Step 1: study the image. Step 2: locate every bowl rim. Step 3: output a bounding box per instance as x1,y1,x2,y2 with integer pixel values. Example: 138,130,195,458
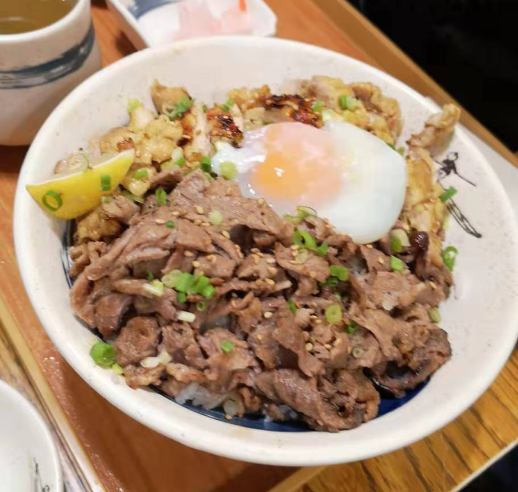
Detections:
13,36,518,466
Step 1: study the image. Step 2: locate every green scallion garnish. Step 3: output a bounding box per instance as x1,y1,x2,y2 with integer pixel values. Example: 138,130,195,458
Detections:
90,342,115,368
176,157,185,167
221,99,234,112
177,292,187,303
345,320,357,334
442,246,458,271
167,98,193,120
201,284,215,300
162,270,182,288
293,229,317,250
111,363,124,375
134,168,148,180
287,300,297,314
339,95,358,110
196,301,207,312
391,236,403,253
146,270,154,281
166,220,175,229
41,190,63,212
127,98,142,113
440,186,457,203
100,174,111,192
220,161,237,180
175,272,194,293
311,100,324,113
428,307,441,323
143,280,164,297
209,210,223,226
122,190,144,204
325,304,342,324
221,339,234,353
202,104,208,112
201,156,212,173
192,275,210,294
315,241,328,257
390,255,404,273
329,265,349,281
155,187,167,206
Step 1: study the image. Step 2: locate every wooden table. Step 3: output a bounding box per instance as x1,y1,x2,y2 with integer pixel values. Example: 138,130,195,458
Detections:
1,1,518,491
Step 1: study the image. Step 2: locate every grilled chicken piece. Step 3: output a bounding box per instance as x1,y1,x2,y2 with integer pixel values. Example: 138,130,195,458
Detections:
264,94,322,128
206,106,244,147
151,80,191,114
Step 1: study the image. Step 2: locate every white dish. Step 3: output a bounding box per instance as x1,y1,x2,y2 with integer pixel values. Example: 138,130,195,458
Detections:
14,37,518,466
0,380,63,491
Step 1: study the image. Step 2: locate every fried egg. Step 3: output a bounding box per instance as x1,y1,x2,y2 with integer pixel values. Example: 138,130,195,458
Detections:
211,122,407,243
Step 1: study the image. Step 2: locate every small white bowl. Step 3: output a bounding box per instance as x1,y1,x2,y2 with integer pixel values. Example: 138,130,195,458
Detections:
0,0,102,146
13,37,518,466
0,380,63,491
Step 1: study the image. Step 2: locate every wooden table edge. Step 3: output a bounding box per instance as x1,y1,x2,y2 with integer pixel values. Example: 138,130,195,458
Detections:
0,291,103,491
309,0,518,169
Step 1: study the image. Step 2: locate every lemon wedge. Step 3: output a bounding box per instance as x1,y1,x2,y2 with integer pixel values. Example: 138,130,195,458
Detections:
26,149,135,220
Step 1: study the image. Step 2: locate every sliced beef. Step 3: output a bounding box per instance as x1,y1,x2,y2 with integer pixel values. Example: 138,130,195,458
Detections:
161,323,206,370
236,253,277,279
94,293,133,337
275,243,329,282
114,316,160,367
175,218,214,252
195,254,236,278
102,195,139,224
124,364,165,389
69,241,107,278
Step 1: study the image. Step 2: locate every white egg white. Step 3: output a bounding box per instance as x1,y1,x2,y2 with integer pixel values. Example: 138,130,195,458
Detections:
211,122,407,244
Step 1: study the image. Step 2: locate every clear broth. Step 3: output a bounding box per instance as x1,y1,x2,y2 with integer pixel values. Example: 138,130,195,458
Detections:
0,0,75,35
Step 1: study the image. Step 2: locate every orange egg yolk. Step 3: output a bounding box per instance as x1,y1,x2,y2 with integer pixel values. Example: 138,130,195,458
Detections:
249,123,342,204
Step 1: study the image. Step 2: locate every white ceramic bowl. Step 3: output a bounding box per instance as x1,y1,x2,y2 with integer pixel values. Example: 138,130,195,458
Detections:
0,380,63,491
14,37,518,466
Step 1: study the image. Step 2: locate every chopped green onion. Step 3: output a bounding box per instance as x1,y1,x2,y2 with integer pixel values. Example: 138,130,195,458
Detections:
90,342,115,368
175,272,194,293
100,174,111,192
440,186,457,202
208,210,223,226
390,255,404,273
111,363,124,375
155,187,167,206
166,220,175,229
321,277,339,287
339,95,358,110
201,156,212,173
196,301,207,312
315,241,328,257
127,98,142,113
191,275,210,294
428,307,441,323
352,347,364,358
146,270,154,281
143,280,164,297
311,100,324,113
161,160,174,170
122,190,144,204
391,229,410,250
391,236,403,253
162,270,182,288
345,320,358,334
221,99,234,112
202,104,208,112
263,121,272,125
41,190,63,212
296,205,317,219
201,284,215,300
329,265,349,281
167,98,193,120
293,230,317,250
221,340,234,353
134,168,148,180
220,161,237,180
177,292,187,303
177,310,195,323
442,246,458,271
325,304,342,324
287,300,297,314
176,157,185,167
397,146,405,156
102,196,110,204
388,143,396,150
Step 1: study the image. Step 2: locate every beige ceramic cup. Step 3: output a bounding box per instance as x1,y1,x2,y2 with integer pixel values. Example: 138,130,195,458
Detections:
0,0,102,145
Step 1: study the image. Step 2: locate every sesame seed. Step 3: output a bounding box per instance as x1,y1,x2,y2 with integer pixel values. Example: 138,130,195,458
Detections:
302,332,310,341
238,252,244,259
267,267,277,275
194,219,202,226
195,206,204,214
266,258,276,264
258,198,265,206
201,222,210,227
366,244,373,249
378,257,384,265
263,312,273,319
252,254,260,265
291,244,300,250
324,343,332,349
222,231,230,239
429,281,437,290
257,251,264,258
309,271,317,279
264,278,275,286
251,248,260,254
257,334,263,341
314,319,322,325
192,261,200,268
225,414,232,420
347,346,352,354
231,301,237,308
184,251,194,257
155,219,165,224
309,315,318,320
333,338,342,346
305,343,313,351
197,270,204,276
172,211,180,217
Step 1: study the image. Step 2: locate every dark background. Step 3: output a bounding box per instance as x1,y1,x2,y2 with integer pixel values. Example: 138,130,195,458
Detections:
347,0,518,151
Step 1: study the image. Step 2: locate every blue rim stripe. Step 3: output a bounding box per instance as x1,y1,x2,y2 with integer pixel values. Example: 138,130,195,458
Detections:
0,23,95,90
128,0,183,19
